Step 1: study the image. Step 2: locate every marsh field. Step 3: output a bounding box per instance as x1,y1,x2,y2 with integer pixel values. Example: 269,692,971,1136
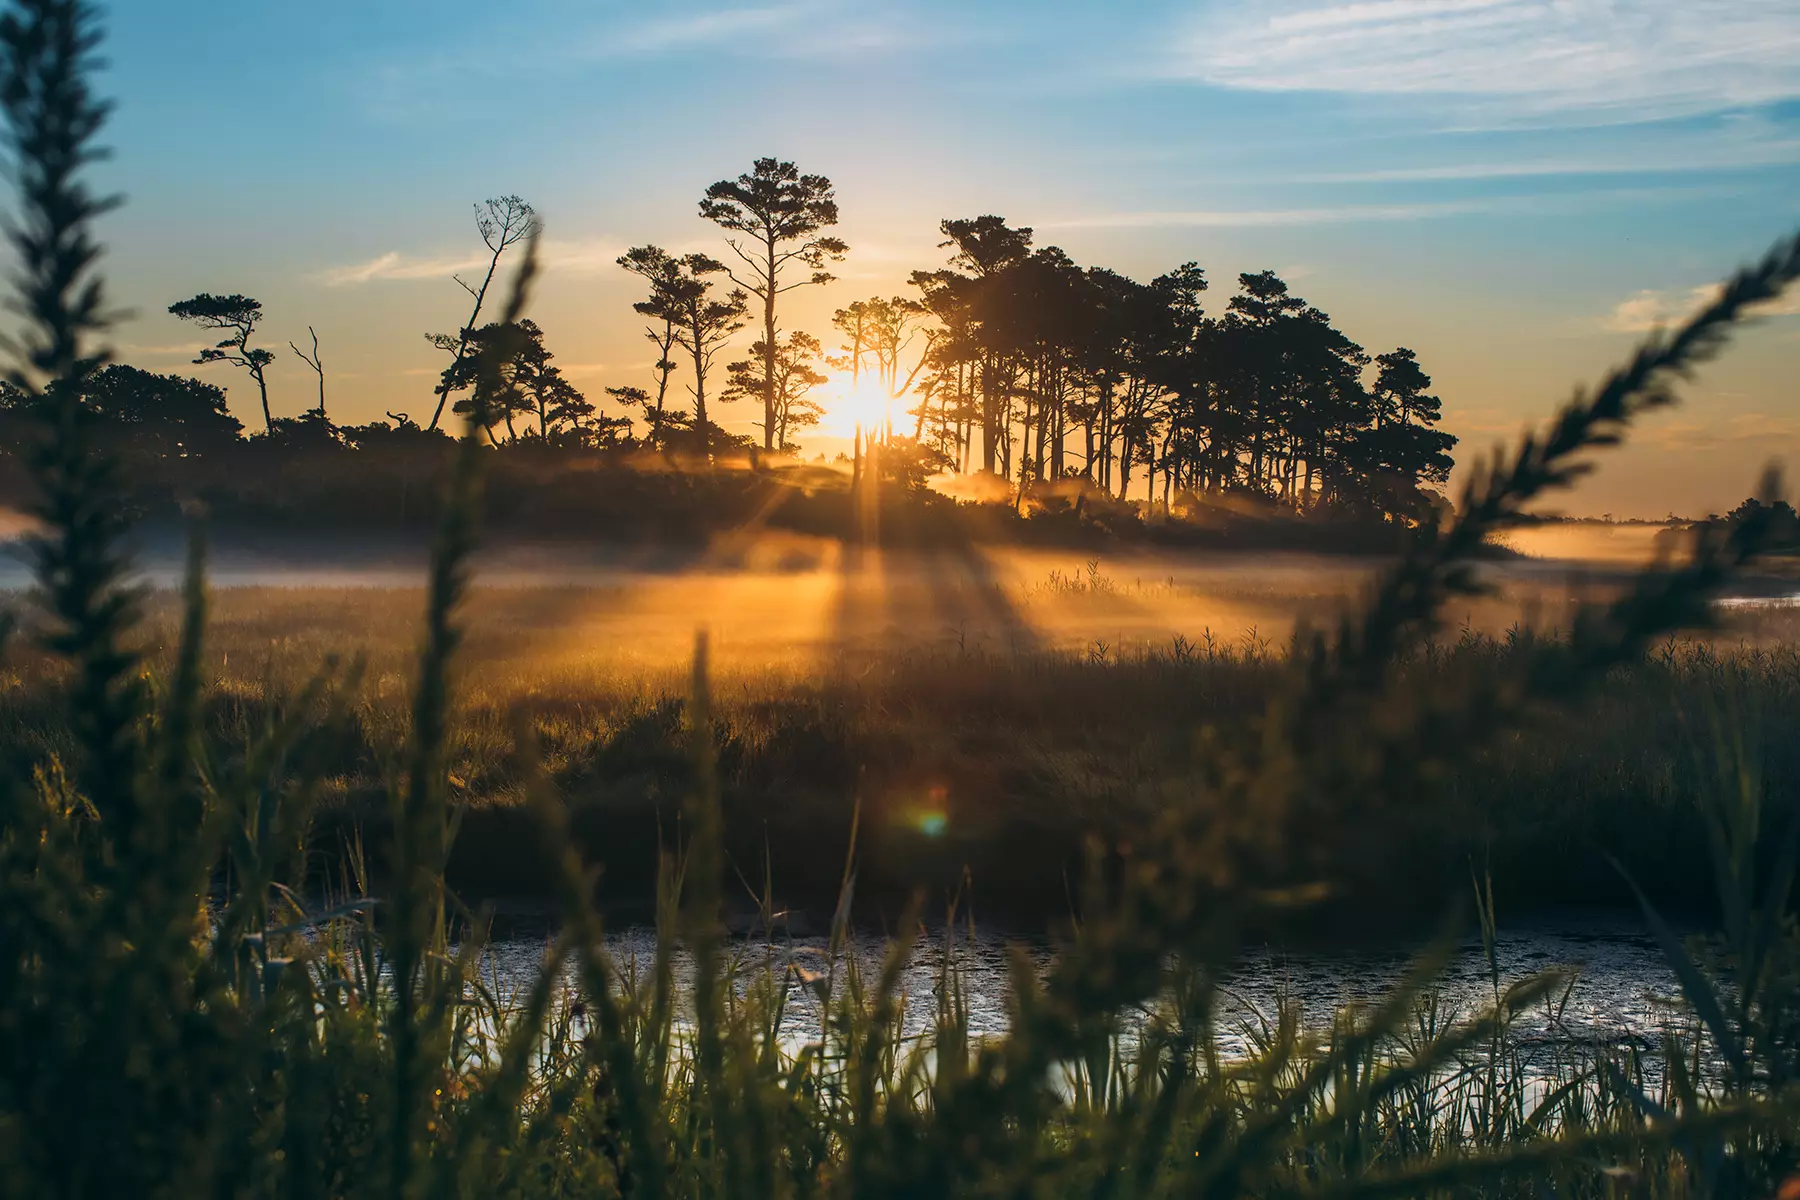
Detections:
9,531,1796,931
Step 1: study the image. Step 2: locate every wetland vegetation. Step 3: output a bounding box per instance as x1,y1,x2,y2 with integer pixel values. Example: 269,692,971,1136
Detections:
7,1,1800,1195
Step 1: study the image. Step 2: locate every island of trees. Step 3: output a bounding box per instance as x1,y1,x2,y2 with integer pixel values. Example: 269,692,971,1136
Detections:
0,161,1458,547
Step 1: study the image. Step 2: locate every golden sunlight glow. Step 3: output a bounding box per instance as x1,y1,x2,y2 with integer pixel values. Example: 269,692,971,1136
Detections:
818,372,894,438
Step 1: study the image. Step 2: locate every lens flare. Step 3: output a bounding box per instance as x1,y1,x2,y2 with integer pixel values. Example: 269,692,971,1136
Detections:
901,784,950,838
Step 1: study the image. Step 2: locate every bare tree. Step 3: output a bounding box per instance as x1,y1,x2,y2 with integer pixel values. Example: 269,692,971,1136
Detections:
425,195,537,430
289,325,324,419
169,293,275,429
699,158,848,453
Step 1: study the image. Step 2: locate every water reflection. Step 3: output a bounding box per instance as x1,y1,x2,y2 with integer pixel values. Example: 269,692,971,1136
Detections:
475,918,1684,1058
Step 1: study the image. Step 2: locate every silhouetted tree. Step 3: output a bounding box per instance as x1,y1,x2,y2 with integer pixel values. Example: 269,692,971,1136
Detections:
832,296,932,493
553,400,632,449
1370,347,1436,429
604,384,654,440
426,195,536,430
892,232,1454,522
1347,347,1456,518
445,318,589,444
262,410,342,451
726,331,827,450
913,216,1035,474
168,293,274,429
666,256,748,462
833,296,928,410
81,364,242,456
523,343,591,441
938,215,1034,277
617,245,685,449
289,325,324,419
700,158,848,453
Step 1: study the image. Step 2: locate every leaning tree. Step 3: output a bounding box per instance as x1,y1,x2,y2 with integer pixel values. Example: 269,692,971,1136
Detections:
425,195,536,430
168,293,275,429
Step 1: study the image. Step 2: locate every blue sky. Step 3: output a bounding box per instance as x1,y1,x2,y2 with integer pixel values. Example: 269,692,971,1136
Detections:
93,0,1800,515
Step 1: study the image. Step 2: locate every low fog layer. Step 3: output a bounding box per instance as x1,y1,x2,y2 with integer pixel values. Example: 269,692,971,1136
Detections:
2,527,1770,676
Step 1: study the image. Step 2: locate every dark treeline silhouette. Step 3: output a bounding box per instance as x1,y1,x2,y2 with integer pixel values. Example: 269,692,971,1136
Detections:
0,164,1459,543
906,217,1455,521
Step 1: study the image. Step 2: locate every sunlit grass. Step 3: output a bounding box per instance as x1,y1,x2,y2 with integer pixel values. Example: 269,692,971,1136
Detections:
7,578,1800,925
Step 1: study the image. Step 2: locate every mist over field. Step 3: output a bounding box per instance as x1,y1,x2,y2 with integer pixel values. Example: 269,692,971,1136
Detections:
7,524,1791,731
4,529,1756,671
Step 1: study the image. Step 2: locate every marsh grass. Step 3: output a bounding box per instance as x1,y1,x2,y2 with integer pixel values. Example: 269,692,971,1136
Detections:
8,1,1800,1195
7,591,1800,924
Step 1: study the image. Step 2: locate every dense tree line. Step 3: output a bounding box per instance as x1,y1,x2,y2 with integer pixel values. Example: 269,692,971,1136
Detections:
900,216,1454,520
0,163,1457,526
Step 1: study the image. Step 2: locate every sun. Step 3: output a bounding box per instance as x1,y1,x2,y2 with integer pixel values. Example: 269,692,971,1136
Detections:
817,372,893,438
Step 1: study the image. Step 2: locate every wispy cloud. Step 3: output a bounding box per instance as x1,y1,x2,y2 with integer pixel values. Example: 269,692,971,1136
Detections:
616,4,815,53
1604,282,1800,333
117,341,207,359
1048,183,1730,231
1177,1,1800,121
1640,411,1800,451
602,1,926,58
1293,140,1800,183
316,251,488,288
358,1,921,114
1042,198,1517,230
317,237,627,288
538,236,632,274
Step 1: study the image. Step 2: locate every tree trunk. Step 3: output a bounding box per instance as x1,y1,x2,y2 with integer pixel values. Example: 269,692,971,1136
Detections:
762,233,777,452
650,320,676,449
980,353,999,475
429,246,503,431
690,315,710,463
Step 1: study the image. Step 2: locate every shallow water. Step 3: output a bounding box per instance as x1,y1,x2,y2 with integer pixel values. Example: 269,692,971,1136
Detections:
477,916,1688,1055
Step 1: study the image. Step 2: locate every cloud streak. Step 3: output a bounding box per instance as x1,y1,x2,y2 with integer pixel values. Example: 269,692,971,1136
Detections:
1038,186,1705,229
317,237,628,288
615,4,816,53
317,251,488,288
1639,411,1800,452
1177,1,1800,120
1603,283,1800,333
1292,140,1800,183
117,341,208,360
602,1,929,59
1041,200,1492,230
358,0,923,113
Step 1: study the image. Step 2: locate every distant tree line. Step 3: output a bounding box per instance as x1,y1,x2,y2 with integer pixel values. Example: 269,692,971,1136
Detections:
0,162,1458,526
897,216,1455,520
